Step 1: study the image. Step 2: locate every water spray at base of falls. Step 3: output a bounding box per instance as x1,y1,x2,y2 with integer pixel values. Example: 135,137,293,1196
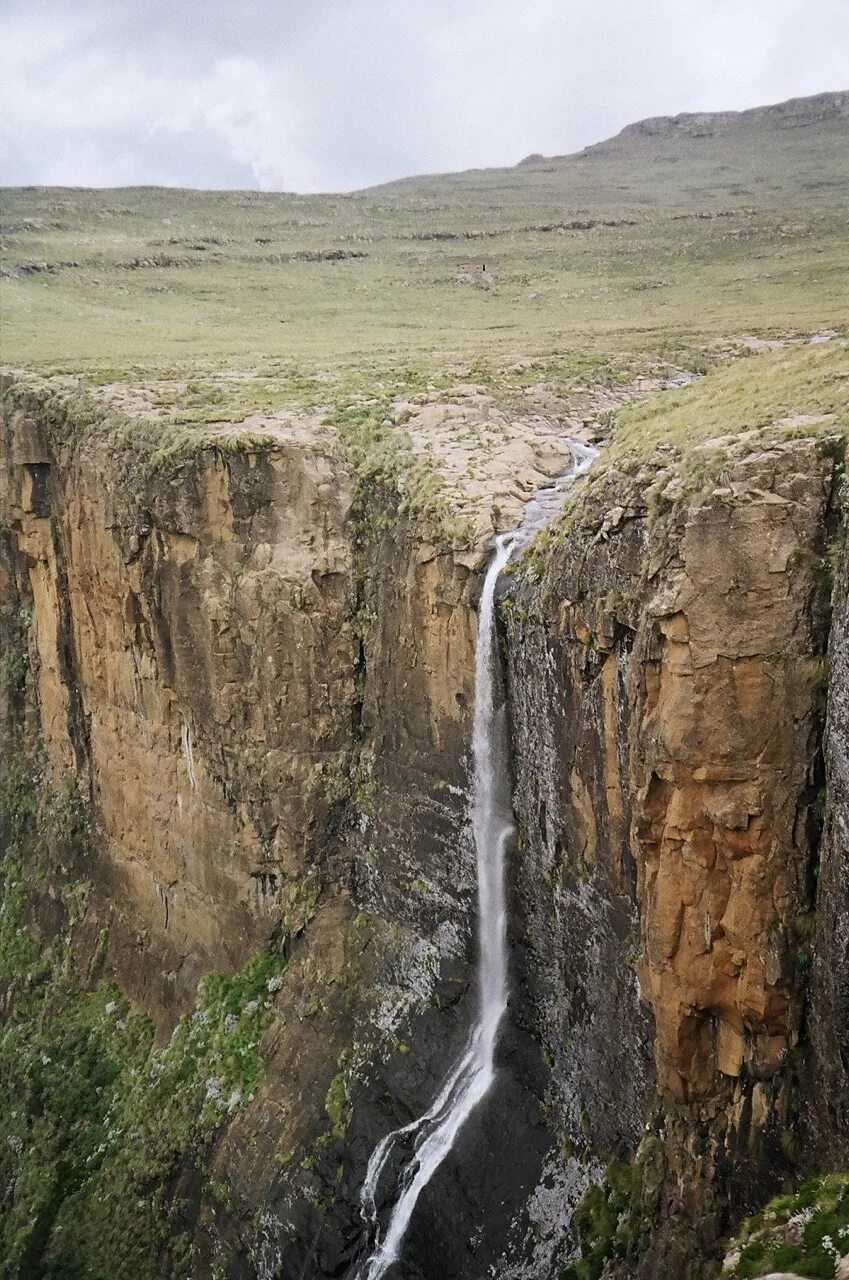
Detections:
354,440,597,1280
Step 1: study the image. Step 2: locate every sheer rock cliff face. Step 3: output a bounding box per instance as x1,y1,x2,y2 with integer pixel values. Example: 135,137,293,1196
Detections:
503,437,843,1276
1,406,359,1021
0,397,520,1277
811,516,849,1165
1,392,847,1280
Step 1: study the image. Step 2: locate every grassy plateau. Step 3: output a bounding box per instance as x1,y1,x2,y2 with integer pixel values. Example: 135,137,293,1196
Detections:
1,91,847,449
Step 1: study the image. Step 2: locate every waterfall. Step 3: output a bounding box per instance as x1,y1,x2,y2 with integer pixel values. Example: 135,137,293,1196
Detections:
354,440,598,1280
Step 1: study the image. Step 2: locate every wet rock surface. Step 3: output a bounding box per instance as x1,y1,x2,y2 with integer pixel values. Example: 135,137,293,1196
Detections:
811,520,849,1165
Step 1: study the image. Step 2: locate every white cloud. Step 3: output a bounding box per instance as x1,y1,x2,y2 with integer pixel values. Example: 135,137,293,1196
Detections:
1,0,847,191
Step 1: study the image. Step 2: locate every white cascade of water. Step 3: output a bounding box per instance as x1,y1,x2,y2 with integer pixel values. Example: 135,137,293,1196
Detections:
354,440,597,1280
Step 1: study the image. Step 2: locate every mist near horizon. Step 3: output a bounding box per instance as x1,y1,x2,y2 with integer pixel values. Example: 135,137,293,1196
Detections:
2,0,849,193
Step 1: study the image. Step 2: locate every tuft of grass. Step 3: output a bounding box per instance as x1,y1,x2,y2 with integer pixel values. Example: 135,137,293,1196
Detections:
724,1173,849,1278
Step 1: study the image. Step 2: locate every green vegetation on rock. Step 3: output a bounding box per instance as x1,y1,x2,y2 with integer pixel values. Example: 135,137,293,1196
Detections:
722,1174,849,1278
0,605,30,704
328,398,471,548
2,378,280,484
560,1136,666,1280
0,743,287,1279
560,1167,638,1280
324,1072,351,1142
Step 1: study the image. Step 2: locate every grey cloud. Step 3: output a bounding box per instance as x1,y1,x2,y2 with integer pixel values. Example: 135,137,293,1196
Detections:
2,0,848,191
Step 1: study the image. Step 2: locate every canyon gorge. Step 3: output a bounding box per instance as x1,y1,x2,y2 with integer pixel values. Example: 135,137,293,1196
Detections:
1,91,848,1279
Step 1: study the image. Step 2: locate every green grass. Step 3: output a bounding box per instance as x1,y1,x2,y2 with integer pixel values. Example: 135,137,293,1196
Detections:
516,337,847,584
2,92,847,424
607,340,849,463
725,1174,849,1278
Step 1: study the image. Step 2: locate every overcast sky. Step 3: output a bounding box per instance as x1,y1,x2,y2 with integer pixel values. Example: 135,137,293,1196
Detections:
2,0,848,192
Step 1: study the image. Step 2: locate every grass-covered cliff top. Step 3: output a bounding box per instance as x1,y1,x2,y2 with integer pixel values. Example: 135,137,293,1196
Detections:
608,338,849,463
514,335,848,580
2,92,847,405
2,92,848,537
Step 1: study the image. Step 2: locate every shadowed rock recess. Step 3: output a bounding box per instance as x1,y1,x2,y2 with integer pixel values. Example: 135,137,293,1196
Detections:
1,97,849,1280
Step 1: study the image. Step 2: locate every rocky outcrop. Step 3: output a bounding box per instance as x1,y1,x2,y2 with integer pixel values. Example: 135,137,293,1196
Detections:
589,91,849,150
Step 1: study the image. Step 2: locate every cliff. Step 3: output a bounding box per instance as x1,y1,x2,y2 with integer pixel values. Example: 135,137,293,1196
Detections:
504,431,845,1277
0,378,596,1277
811,488,849,1160
0,350,847,1279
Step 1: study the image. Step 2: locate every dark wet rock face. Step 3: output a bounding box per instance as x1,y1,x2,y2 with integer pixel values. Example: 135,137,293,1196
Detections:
383,1050,556,1279
811,527,849,1164
503,521,656,1166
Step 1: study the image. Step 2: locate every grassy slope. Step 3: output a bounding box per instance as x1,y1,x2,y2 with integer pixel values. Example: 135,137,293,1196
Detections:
1,92,847,429
607,339,849,463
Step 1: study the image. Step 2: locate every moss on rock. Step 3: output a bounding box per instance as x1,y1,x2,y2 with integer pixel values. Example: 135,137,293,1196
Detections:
721,1174,849,1279
0,743,287,1279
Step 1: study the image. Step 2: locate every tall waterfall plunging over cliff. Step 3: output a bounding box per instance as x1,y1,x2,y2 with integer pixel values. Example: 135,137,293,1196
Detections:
355,441,597,1280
